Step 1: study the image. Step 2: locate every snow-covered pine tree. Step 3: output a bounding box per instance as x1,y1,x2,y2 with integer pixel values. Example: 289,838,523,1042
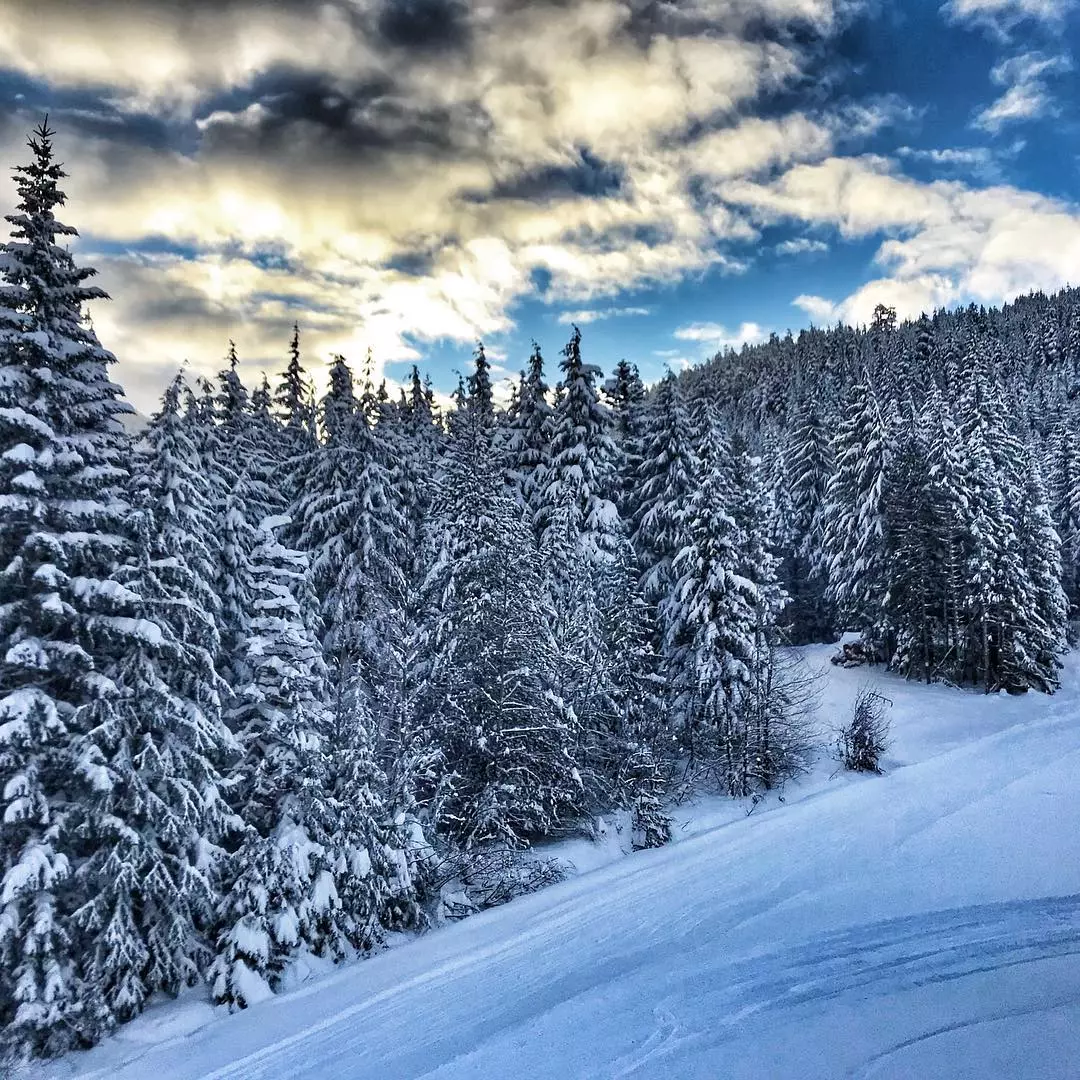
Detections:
781,396,835,643
538,326,622,580
213,515,400,1006
883,401,941,680
920,385,975,683
75,508,235,1027
820,374,896,659
0,120,138,1057
503,342,552,536
293,354,404,717
274,323,315,451
369,372,441,917
955,350,1040,692
1011,444,1068,690
726,428,792,791
555,537,670,847
70,372,238,1028
660,410,762,795
216,347,284,525
466,340,495,427
292,354,359,631
603,359,647,522
631,372,697,626
1046,397,1080,625
417,407,581,850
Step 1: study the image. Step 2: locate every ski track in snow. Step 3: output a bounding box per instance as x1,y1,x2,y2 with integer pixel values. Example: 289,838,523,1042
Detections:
33,647,1080,1080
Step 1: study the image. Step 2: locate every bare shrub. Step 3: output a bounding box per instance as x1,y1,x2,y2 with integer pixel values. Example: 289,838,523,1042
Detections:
838,686,891,773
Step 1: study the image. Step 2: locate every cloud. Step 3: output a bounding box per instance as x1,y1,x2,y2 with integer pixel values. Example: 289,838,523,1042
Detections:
674,320,770,350
898,145,996,168
944,0,1073,31
776,237,829,256
973,51,1071,132
726,154,1080,325
792,294,840,322
556,306,652,325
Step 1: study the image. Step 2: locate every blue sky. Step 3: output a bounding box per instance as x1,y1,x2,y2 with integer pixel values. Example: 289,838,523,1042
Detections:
0,0,1078,410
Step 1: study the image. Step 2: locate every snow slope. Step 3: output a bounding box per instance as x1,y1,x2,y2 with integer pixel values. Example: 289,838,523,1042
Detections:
33,646,1080,1080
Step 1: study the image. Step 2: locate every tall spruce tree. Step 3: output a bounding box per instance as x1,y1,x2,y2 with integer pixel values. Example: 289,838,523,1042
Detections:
417,408,581,849
538,327,622,578
820,375,896,658
503,342,552,535
781,396,834,643
604,359,647,522
212,516,399,1007
631,372,697,618
72,374,238,1028
0,120,142,1056
660,412,763,795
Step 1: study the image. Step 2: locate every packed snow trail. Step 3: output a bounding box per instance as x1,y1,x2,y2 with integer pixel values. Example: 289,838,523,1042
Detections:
37,648,1080,1079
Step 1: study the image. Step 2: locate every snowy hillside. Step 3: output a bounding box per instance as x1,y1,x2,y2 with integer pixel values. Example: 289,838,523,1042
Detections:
34,647,1080,1080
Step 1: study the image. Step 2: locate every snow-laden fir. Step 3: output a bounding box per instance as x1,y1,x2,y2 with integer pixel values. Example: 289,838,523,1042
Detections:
1,121,1078,1070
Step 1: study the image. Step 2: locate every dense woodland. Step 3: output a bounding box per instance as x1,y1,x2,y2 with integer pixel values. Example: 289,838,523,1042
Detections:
1,123,1076,1061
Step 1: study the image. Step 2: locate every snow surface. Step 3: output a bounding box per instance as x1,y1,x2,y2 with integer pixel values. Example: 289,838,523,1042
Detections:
31,645,1080,1079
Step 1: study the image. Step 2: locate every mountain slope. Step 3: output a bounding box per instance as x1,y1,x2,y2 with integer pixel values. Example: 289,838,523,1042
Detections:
38,647,1080,1080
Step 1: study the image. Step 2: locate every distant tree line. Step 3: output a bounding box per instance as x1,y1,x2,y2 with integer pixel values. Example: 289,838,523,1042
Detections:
686,296,1075,693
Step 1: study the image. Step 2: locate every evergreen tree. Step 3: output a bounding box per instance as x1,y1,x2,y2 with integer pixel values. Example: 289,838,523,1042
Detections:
631,372,697,617
660,414,762,795
417,409,582,849
604,359,647,521
274,323,315,446
503,342,552,534
212,516,387,1007
71,374,238,1027
1046,398,1080,622
0,120,135,1056
538,327,622,577
293,355,403,715
820,376,895,658
781,396,834,642
466,340,495,426
554,540,670,847
1013,446,1068,689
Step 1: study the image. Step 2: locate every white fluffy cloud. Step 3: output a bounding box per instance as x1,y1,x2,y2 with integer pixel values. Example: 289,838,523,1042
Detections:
556,307,652,326
674,320,770,349
739,155,1080,325
973,51,1071,131
944,0,1074,29
792,294,840,323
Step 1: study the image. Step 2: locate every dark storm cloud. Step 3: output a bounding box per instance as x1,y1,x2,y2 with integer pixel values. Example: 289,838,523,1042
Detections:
479,149,626,203
0,70,173,150
384,250,439,276
377,0,473,52
196,67,494,162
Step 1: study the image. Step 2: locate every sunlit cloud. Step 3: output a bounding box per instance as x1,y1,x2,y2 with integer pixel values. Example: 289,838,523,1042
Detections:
737,155,1080,323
